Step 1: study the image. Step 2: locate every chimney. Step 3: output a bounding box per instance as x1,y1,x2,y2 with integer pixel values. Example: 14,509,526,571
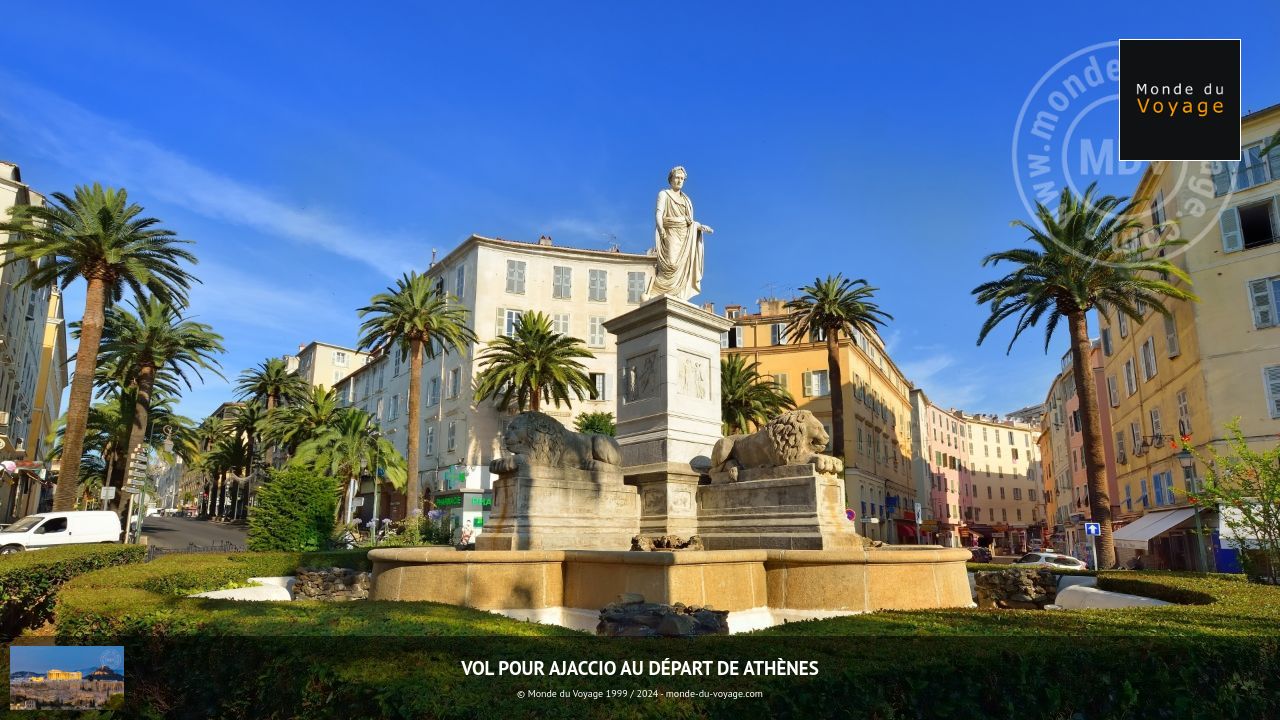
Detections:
701,302,715,314
538,235,553,246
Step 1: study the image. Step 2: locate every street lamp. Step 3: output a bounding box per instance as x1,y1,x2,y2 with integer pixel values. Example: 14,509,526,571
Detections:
1178,447,1208,573
369,429,382,546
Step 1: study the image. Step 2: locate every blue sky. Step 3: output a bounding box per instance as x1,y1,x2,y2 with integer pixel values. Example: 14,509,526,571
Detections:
9,645,123,674
2,2,1278,421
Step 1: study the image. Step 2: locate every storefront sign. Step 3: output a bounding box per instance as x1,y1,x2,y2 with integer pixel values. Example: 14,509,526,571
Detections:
435,496,463,507
471,496,492,506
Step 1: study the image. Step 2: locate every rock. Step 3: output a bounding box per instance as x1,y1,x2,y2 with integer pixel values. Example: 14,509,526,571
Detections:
630,534,704,551
293,567,371,602
596,599,729,637
618,593,645,605
657,613,699,637
974,569,1058,610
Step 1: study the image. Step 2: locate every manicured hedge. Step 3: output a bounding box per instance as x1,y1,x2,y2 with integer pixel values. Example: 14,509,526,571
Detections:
966,561,1096,576
0,543,145,640
52,557,1280,719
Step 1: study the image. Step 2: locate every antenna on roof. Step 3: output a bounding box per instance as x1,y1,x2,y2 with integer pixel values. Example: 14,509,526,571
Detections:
429,248,438,267
604,233,620,252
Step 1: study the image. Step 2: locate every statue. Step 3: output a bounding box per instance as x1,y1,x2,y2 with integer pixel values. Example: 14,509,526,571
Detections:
489,411,623,474
709,410,844,481
646,166,714,302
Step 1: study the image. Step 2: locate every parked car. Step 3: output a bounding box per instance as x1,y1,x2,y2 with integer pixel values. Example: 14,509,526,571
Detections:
0,511,123,553
969,546,993,563
1012,552,1088,570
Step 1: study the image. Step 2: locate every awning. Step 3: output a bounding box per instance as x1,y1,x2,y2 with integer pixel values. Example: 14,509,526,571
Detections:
1112,508,1197,549
897,522,917,539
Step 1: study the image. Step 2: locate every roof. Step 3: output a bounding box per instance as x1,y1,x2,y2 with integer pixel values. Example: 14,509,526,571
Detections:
429,234,654,274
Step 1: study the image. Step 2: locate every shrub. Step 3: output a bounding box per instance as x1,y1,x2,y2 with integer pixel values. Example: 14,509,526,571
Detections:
0,543,145,640
248,467,339,551
573,411,616,436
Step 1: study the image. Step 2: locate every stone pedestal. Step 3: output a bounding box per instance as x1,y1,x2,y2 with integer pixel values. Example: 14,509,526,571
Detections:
696,464,863,550
604,298,733,535
475,465,639,551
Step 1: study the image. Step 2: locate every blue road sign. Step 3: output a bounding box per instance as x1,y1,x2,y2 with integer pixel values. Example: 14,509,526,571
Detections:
1085,522,1101,536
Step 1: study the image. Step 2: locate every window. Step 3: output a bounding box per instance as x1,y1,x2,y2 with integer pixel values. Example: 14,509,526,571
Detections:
1150,189,1166,227
1013,488,1022,501
1163,314,1180,357
773,373,788,392
627,272,646,303
588,269,607,301
455,265,466,298
1140,337,1158,381
428,377,440,406
1106,375,1119,407
987,486,992,499
1008,431,1014,444
389,394,399,420
448,367,461,399
1220,196,1280,253
425,426,436,456
333,351,348,366
1154,473,1165,506
1002,508,1008,522
1266,365,1280,419
1029,489,1036,501
496,308,523,337
1149,407,1163,439
721,327,743,348
589,316,606,347
1000,487,1005,500
1248,276,1280,329
1100,327,1113,356
1117,313,1129,338
770,323,787,345
1140,478,1149,508
447,421,457,452
1123,358,1137,396
505,260,526,294
1130,422,1142,453
553,313,570,336
1116,431,1127,462
589,372,608,401
1176,390,1192,435
809,327,826,343
989,508,994,521
553,266,572,298
802,370,830,397
1213,143,1280,196
1124,484,1132,511
1016,508,1023,521
1012,448,1019,461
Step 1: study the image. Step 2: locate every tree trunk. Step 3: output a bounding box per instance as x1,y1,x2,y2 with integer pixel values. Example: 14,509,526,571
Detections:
54,277,108,511
825,331,845,459
1069,309,1115,568
115,364,157,511
406,339,423,518
529,382,541,413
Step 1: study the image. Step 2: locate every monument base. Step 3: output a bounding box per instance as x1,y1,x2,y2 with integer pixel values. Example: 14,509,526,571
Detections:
696,465,863,550
624,462,702,537
476,466,639,551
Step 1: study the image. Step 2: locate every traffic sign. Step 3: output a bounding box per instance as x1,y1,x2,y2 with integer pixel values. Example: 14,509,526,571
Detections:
1085,522,1101,536
123,486,142,495
100,486,117,501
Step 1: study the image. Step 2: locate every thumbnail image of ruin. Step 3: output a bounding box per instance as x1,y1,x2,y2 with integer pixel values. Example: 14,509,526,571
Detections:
9,664,124,710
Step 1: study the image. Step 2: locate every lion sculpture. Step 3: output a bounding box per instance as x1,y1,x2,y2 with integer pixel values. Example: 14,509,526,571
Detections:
710,410,844,481
489,411,623,474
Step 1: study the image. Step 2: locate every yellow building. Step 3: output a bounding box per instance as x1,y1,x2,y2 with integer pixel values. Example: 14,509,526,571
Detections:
45,670,81,681
286,341,369,390
720,299,916,543
1097,103,1280,570
26,286,67,464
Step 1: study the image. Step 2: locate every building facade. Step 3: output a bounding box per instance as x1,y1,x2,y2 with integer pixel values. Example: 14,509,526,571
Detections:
286,341,369,390
332,234,657,525
1097,104,1280,570
720,299,916,543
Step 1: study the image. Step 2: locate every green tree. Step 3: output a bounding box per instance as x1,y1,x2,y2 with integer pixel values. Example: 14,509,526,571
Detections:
574,411,617,437
263,386,343,456
1,184,197,510
1189,421,1280,583
227,401,267,475
292,408,407,523
973,183,1197,568
720,355,797,435
236,358,307,412
247,466,339,552
95,297,223,507
357,271,475,517
784,274,892,459
474,311,594,413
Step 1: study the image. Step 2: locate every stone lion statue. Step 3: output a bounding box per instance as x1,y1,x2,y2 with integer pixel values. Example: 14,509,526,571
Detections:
489,411,623,474
710,410,843,480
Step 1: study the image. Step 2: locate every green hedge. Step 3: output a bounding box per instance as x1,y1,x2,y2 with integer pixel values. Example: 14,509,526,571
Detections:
0,543,145,640
966,561,1097,576
248,467,339,551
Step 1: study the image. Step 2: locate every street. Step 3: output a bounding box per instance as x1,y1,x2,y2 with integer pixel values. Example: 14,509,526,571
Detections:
140,516,247,551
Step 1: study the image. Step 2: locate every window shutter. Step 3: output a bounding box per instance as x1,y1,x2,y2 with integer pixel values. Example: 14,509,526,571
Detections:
1154,475,1165,505
1269,147,1280,184
1107,376,1119,407
802,371,812,397
1220,208,1243,253
495,308,506,337
1249,279,1275,328
1266,366,1280,419
1164,314,1180,357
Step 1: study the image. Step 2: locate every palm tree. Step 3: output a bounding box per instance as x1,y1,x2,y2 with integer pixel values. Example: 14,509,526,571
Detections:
292,408,407,524
236,358,307,412
96,297,223,506
263,386,343,456
474,311,595,413
1,184,197,510
227,401,267,475
720,355,797,435
784,275,893,460
357,271,474,517
973,183,1197,569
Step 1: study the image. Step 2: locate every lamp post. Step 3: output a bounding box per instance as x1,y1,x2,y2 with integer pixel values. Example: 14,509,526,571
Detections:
1178,447,1208,573
369,429,382,547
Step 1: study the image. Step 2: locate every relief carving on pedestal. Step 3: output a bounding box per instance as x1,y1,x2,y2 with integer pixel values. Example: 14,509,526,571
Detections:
623,351,659,402
676,351,708,400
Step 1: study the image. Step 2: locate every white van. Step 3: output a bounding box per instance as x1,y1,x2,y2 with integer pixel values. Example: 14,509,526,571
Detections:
0,511,123,553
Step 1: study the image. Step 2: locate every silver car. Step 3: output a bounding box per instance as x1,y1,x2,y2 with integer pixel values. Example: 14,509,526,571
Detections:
1012,552,1089,570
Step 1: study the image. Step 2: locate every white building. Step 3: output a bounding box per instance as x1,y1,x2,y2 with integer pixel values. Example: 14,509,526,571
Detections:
333,234,656,526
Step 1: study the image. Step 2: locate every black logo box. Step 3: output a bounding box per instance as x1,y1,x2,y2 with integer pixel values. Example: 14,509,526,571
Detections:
1119,39,1240,162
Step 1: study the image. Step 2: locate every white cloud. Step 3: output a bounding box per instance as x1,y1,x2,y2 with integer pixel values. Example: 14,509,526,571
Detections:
186,261,353,336
0,76,415,276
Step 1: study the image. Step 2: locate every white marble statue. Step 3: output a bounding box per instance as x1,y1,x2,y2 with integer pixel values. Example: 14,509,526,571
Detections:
646,166,714,302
